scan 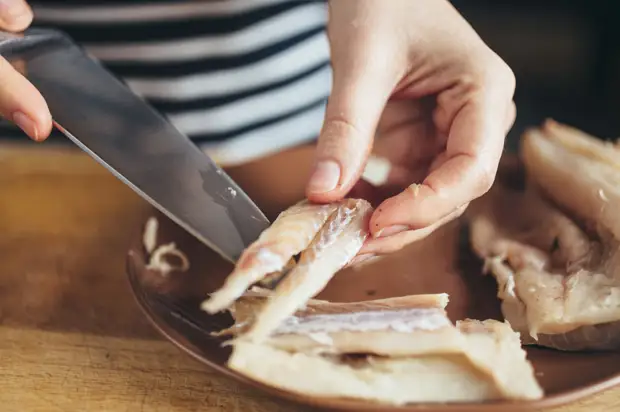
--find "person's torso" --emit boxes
[24,0,330,165]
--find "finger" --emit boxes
[373,117,444,168]
[0,0,33,32]
[359,203,467,255]
[370,73,515,234]
[348,164,430,209]
[306,74,393,202]
[345,253,383,269]
[0,57,52,141]
[347,179,407,208]
[306,52,397,203]
[346,253,378,268]
[376,99,425,136]
[505,100,517,132]
[385,163,429,187]
[422,100,513,177]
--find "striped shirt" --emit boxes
[20,0,331,166]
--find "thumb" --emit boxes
[306,59,395,203]
[0,57,52,141]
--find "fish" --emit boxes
[202,198,373,341]
[225,292,543,405]
[219,291,467,356]
[467,119,620,351]
[234,198,373,342]
[142,216,190,276]
[456,319,544,400]
[201,200,339,313]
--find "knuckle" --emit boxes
[461,48,516,98]
[323,116,363,138]
[494,59,516,95]
[480,52,516,96]
[320,115,365,150]
[474,164,496,195]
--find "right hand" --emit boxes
[0,0,52,141]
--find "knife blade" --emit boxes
[0,28,271,263]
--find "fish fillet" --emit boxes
[229,343,501,405]
[467,119,620,351]
[201,200,339,313]
[226,293,543,405]
[241,198,373,341]
[456,319,544,400]
[220,292,467,356]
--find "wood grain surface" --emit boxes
[0,143,618,412]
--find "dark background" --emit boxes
[452,0,620,149]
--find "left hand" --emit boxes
[305,0,516,259]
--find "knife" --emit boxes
[0,28,271,263]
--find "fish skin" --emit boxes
[241,199,373,342]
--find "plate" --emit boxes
[126,207,620,411]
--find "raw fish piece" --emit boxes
[242,199,373,341]
[225,293,543,405]
[467,120,620,350]
[142,216,190,276]
[202,200,338,313]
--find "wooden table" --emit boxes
[0,144,618,411]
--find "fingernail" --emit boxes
[13,111,39,141]
[375,225,409,238]
[308,160,340,193]
[0,1,30,25]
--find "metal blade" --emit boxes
[2,29,270,263]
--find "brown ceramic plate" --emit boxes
[126,209,620,411]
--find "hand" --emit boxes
[306,0,516,257]
[0,0,52,141]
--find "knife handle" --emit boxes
[0,28,68,61]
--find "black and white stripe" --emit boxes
[22,0,331,165]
